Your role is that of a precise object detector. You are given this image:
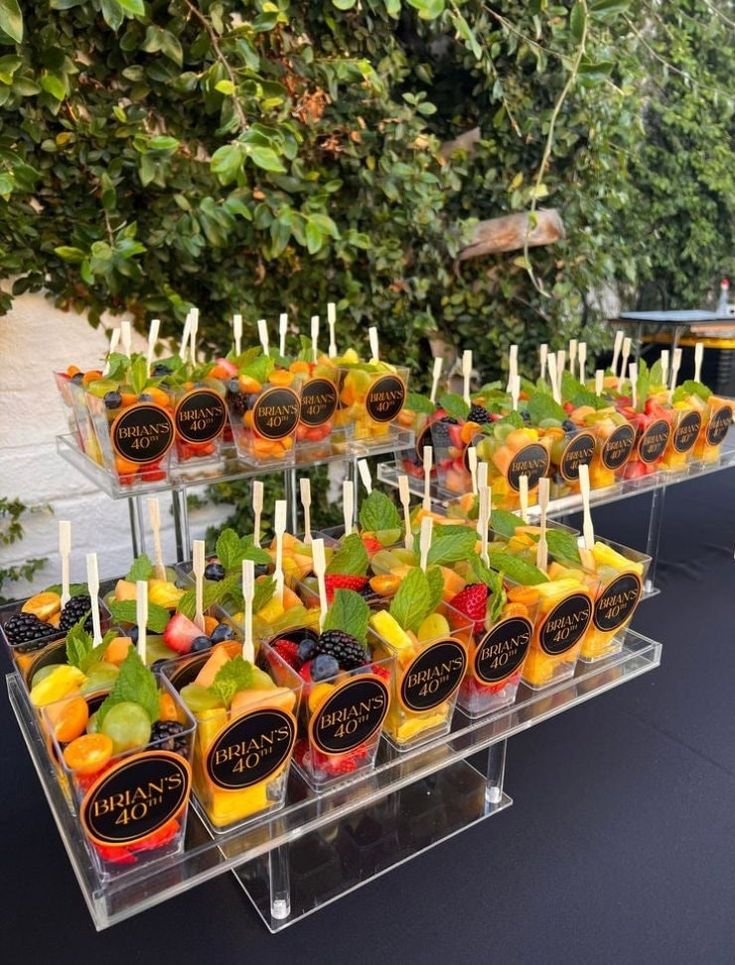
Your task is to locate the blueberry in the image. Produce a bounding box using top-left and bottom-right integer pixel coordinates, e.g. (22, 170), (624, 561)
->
(191, 636), (212, 653)
(139, 392), (153, 401)
(311, 653), (339, 681)
(298, 637), (319, 663)
(104, 390), (122, 410)
(211, 623), (234, 643)
(153, 363), (171, 377)
(521, 410), (531, 422)
(128, 625), (139, 644)
(204, 562), (225, 582)
(228, 378), (240, 394)
(562, 419), (576, 431)
(71, 372), (84, 385)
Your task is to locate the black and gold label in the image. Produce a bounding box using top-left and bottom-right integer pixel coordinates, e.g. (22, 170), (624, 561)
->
(673, 411), (702, 454)
(252, 387), (300, 440)
(111, 403), (174, 463)
(399, 640), (466, 712)
(415, 422), (433, 463)
(473, 617), (533, 685)
(559, 432), (596, 481)
(539, 593), (592, 656)
(309, 674), (389, 755)
(299, 378), (338, 427)
(601, 424), (635, 471)
(205, 708), (296, 790)
(507, 443), (550, 491)
(81, 751), (191, 847)
(705, 404), (733, 447)
(593, 572), (642, 632)
(638, 418), (670, 464)
(365, 374), (406, 423)
(174, 388), (226, 444)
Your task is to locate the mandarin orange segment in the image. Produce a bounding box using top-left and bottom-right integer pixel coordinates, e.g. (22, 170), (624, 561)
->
(48, 696), (89, 744)
(63, 733), (114, 774)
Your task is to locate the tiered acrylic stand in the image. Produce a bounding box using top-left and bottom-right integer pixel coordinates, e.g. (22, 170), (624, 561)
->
(8, 627), (660, 932)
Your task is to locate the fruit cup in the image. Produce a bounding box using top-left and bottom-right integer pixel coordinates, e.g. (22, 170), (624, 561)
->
(54, 368), (102, 458)
(170, 377), (228, 470)
(542, 423), (597, 500)
(394, 406), (441, 481)
(457, 585), (540, 718)
(692, 395), (733, 464)
(660, 402), (705, 473)
(42, 672), (195, 876)
(618, 405), (673, 480)
(227, 372), (301, 467)
(1, 589), (112, 684)
(584, 409), (636, 489)
(575, 538), (651, 663)
(164, 642), (302, 831)
(337, 364), (410, 447)
(368, 602), (471, 750)
(293, 358), (341, 457)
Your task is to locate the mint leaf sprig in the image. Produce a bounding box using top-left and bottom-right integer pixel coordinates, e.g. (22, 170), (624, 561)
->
(326, 533), (369, 576)
(323, 589), (370, 644)
(388, 565), (445, 633)
(66, 619), (118, 674)
(97, 648), (160, 726)
(208, 655), (253, 708)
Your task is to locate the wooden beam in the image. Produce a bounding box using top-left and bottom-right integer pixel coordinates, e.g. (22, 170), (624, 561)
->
(459, 209), (565, 261)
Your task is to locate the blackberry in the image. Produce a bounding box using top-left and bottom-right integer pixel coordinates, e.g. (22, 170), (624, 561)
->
(468, 404), (491, 425)
(431, 416), (457, 448)
(316, 630), (369, 671)
(150, 721), (189, 757)
(227, 391), (248, 416)
(3, 612), (55, 652)
(59, 594), (93, 633)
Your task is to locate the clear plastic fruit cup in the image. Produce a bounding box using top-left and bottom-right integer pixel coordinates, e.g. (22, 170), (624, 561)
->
(85, 388), (175, 486)
(692, 396), (733, 464)
(520, 573), (599, 689)
(542, 424), (597, 500)
(162, 641), (302, 832)
(41, 674), (195, 877)
(2, 593), (113, 685)
(586, 411), (636, 488)
(227, 374), (301, 466)
(577, 538), (651, 663)
(429, 416), (475, 496)
(170, 378), (228, 470)
(457, 589), (539, 718)
(337, 365), (409, 447)
(660, 403), (704, 472)
(618, 407), (673, 480)
(393, 405), (436, 481)
(369, 601), (470, 751)
(293, 359), (342, 457)
(293, 651), (393, 790)
(54, 371), (100, 457)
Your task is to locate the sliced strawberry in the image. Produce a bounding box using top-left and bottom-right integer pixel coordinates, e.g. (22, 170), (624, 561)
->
(298, 662), (312, 685)
(162, 612), (202, 655)
(449, 583), (489, 635)
(94, 842), (137, 865)
(131, 818), (180, 853)
(272, 638), (301, 670)
(325, 574), (368, 602)
(361, 535), (383, 555)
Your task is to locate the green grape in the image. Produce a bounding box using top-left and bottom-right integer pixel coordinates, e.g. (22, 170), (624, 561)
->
(250, 666), (276, 690)
(87, 711), (99, 734)
(31, 664), (64, 689)
(179, 683), (222, 713)
(100, 701), (152, 753)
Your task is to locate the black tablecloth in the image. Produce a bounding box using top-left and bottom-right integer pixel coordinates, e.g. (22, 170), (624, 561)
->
(3, 475), (735, 964)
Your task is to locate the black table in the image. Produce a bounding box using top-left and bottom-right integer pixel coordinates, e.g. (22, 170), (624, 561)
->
(614, 309), (734, 358)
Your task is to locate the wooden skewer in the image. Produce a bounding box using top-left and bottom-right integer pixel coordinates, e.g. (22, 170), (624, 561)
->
(257, 318), (269, 355)
(462, 350), (472, 406)
(419, 516), (432, 572)
(357, 459), (372, 494)
(519, 474), (529, 524)
(147, 496), (167, 581)
(273, 500), (287, 603)
(694, 342), (704, 383)
(188, 307), (199, 365)
(536, 478), (549, 572)
(629, 362), (638, 410)
(233, 314), (243, 356)
(192, 540), (205, 632)
(429, 357), (442, 405)
(467, 446), (478, 496)
(611, 329), (624, 378)
(398, 474), (414, 552)
(669, 347), (682, 394)
(578, 341), (587, 384)
(342, 479), (354, 536)
(310, 314), (319, 362)
(136, 579), (148, 666)
(327, 303), (337, 358)
(618, 337), (631, 392)
(279, 312), (288, 357)
(120, 320), (132, 358)
(252, 480), (263, 548)
(539, 343), (548, 381)
(422, 445), (433, 512)
(242, 559), (254, 663)
(312, 538), (328, 632)
(146, 318), (160, 376)
(299, 478), (312, 544)
(86, 552), (102, 646)
(579, 463), (594, 551)
(660, 349), (670, 386)
(368, 326), (379, 362)
(595, 369), (604, 397)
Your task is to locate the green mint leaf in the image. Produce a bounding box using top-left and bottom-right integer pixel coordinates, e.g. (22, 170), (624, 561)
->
(44, 582), (87, 597)
(427, 527), (477, 566)
(358, 491), (402, 535)
(241, 542), (272, 565)
(129, 354), (150, 396)
(97, 648), (160, 726)
(438, 391), (469, 422)
(468, 556), (506, 622)
(649, 359), (663, 387)
(81, 629), (118, 674)
(635, 358), (650, 413)
(406, 392), (436, 415)
(489, 509), (526, 539)
(126, 554), (154, 581)
(673, 379), (711, 403)
(240, 354), (273, 384)
(498, 410), (524, 428)
(208, 655), (254, 708)
(546, 530), (582, 568)
(527, 391), (565, 425)
(326, 533), (369, 576)
(252, 576), (276, 614)
(426, 565), (444, 614)
(487, 548), (548, 585)
(65, 617), (94, 671)
(105, 352), (129, 383)
(296, 334), (313, 362)
(561, 370), (585, 404)
(215, 528), (241, 570)
(323, 589), (370, 644)
(390, 568), (432, 632)
(177, 572), (240, 620)
(108, 599), (170, 633)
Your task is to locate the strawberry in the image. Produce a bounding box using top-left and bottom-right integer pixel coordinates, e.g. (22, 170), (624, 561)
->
(361, 535), (383, 556)
(272, 638), (301, 670)
(324, 573), (369, 601)
(162, 612), (202, 655)
(94, 842), (136, 865)
(371, 664), (391, 683)
(449, 583), (488, 634)
(132, 818), (180, 853)
(298, 662), (312, 685)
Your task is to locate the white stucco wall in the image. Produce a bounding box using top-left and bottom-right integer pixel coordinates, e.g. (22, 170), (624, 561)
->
(0, 292), (222, 599)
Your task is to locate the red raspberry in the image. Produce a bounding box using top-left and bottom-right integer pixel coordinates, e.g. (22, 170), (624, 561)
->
(272, 638), (301, 670)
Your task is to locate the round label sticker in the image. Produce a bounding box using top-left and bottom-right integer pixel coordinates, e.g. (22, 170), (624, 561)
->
(539, 593), (592, 656)
(593, 572), (642, 632)
(174, 389), (226, 444)
(706, 404), (733, 446)
(399, 640), (466, 712)
(81, 751), (191, 847)
(205, 708), (296, 790)
(473, 617), (533, 685)
(252, 387), (300, 440)
(638, 419), (670, 464)
(673, 411), (702, 454)
(507, 443), (550, 492)
(601, 424), (635, 471)
(111, 403), (174, 464)
(559, 432), (596, 481)
(309, 674), (389, 756)
(365, 375), (406, 423)
(299, 378), (338, 427)
(415, 423), (433, 463)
